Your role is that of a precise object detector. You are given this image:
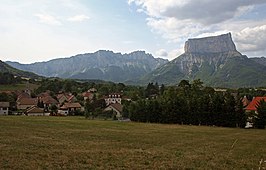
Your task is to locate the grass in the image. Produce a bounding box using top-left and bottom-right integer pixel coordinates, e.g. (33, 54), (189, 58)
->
(0, 83), (39, 91)
(0, 116), (265, 169)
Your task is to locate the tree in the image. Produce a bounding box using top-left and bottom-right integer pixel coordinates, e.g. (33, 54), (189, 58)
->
(235, 95), (246, 128)
(255, 100), (266, 129)
(160, 84), (165, 95)
(50, 104), (58, 115)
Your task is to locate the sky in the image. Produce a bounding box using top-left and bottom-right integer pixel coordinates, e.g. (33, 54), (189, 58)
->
(1, 0), (266, 63)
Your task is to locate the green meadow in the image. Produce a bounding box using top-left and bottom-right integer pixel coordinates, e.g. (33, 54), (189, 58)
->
(0, 116), (265, 169)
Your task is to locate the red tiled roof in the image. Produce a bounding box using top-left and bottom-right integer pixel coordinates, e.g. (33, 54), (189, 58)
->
(245, 97), (266, 111)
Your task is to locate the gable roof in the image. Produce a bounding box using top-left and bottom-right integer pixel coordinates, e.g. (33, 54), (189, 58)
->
(67, 95), (76, 102)
(26, 106), (44, 113)
(0, 102), (10, 107)
(107, 103), (123, 113)
(245, 97), (266, 111)
(41, 96), (59, 105)
(18, 98), (38, 105)
(17, 92), (31, 102)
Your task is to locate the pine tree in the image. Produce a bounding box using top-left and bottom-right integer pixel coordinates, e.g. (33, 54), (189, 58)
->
(255, 100), (266, 129)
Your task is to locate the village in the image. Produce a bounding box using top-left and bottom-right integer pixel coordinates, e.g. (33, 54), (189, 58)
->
(0, 86), (132, 120)
(0, 79), (266, 129)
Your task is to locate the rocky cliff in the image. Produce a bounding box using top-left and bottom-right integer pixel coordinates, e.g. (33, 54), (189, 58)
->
(184, 33), (236, 53)
(141, 33), (266, 88)
(6, 50), (168, 83)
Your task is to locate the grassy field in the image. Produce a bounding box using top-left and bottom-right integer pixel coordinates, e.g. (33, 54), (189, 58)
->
(0, 83), (39, 91)
(0, 116), (265, 169)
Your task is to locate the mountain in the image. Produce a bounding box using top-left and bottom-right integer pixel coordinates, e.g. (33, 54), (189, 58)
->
(6, 50), (168, 83)
(0, 60), (40, 79)
(250, 57), (266, 67)
(141, 33), (266, 88)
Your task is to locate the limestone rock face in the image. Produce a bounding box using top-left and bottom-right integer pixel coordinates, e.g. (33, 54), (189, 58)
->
(184, 33), (236, 53)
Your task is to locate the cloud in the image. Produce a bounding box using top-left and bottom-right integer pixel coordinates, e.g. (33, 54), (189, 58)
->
(129, 0), (264, 24)
(35, 13), (62, 25)
(155, 49), (168, 57)
(129, 0), (266, 56)
(234, 25), (266, 53)
(67, 14), (90, 22)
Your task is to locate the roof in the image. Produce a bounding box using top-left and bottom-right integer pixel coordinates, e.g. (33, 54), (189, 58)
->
(26, 106), (44, 113)
(64, 102), (82, 108)
(37, 91), (50, 98)
(106, 103), (123, 113)
(17, 92), (31, 101)
(18, 98), (38, 105)
(82, 92), (93, 97)
(67, 95), (76, 101)
(41, 96), (59, 104)
(0, 102), (10, 107)
(242, 96), (250, 107)
(245, 97), (266, 111)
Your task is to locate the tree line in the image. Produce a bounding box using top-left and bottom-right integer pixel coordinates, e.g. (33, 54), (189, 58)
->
(126, 80), (248, 128)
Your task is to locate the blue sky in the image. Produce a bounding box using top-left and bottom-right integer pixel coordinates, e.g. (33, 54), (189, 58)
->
(1, 0), (266, 63)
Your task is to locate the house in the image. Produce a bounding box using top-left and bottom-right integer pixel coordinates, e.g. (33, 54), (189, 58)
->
(57, 93), (76, 104)
(41, 96), (59, 108)
(17, 98), (38, 110)
(58, 102), (82, 115)
(37, 91), (51, 99)
(245, 97), (266, 113)
(82, 91), (94, 101)
(17, 92), (31, 101)
(57, 93), (69, 104)
(0, 102), (10, 115)
(104, 93), (122, 105)
(104, 103), (123, 118)
(25, 106), (49, 116)
(244, 96), (266, 128)
(58, 105), (69, 116)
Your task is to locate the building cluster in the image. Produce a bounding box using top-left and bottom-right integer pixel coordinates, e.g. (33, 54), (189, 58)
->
(0, 88), (131, 119)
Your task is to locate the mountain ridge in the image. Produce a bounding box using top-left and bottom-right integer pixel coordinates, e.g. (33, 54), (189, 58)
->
(141, 33), (266, 88)
(6, 50), (168, 83)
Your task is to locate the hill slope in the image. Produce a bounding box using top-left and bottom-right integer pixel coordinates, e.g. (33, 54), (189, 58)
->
(7, 50), (168, 83)
(0, 60), (40, 79)
(141, 33), (266, 88)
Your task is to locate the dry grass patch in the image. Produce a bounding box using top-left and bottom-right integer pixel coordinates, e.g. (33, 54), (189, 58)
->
(0, 116), (265, 169)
